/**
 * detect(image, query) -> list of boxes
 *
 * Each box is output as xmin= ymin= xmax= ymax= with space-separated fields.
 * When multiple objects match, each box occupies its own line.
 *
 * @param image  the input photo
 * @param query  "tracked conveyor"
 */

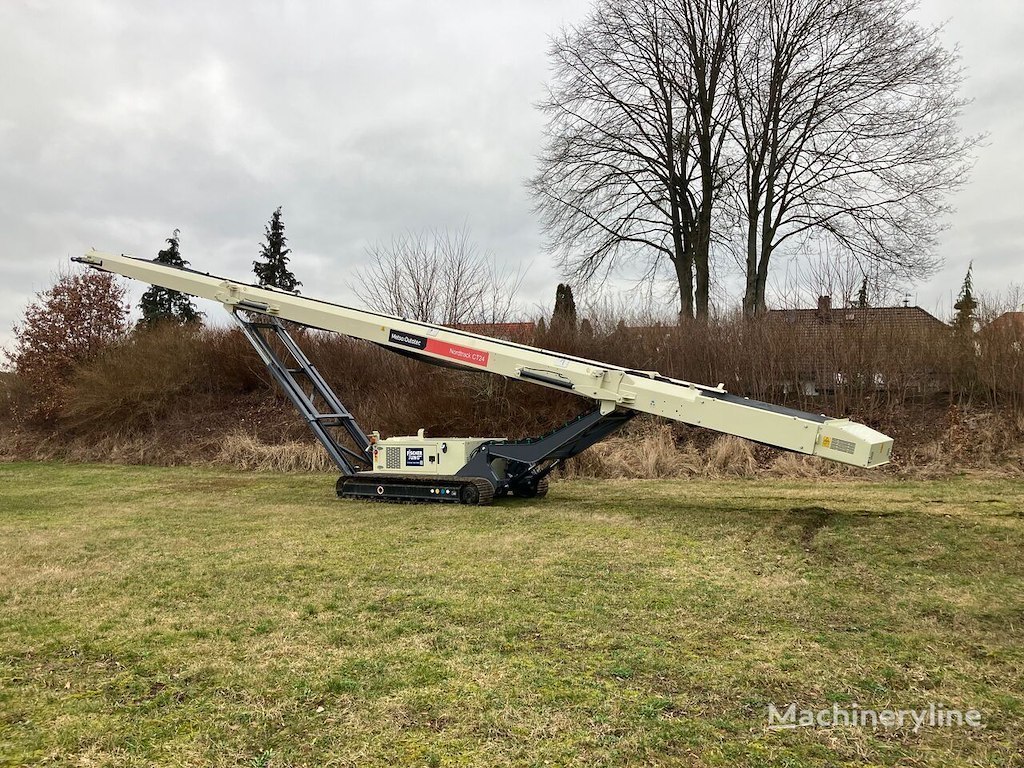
xmin=75 ymin=250 xmax=893 ymax=503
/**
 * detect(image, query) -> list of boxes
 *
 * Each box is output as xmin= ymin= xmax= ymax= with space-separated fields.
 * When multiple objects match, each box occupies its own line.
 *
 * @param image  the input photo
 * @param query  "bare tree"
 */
xmin=665 ymin=0 xmax=740 ymax=317
xmin=533 ymin=0 xmax=976 ymax=319
xmin=530 ymin=0 xmax=737 ymax=320
xmin=352 ymin=227 xmax=522 ymax=325
xmin=730 ymin=0 xmax=976 ymax=316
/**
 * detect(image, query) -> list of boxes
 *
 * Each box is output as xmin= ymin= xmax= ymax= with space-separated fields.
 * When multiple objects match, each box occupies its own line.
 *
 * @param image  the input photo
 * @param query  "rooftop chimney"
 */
xmin=817 ymin=295 xmax=832 ymax=312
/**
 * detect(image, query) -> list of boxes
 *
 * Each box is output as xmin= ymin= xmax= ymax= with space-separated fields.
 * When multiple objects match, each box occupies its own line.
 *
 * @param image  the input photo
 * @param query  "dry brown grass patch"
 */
xmin=216 ymin=431 xmax=334 ymax=473
xmin=560 ymin=424 xmax=702 ymax=480
xmin=703 ymin=435 xmax=758 ymax=477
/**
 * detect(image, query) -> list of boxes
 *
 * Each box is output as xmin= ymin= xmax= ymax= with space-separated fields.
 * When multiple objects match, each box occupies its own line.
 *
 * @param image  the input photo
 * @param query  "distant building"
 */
xmin=985 ymin=311 xmax=1024 ymax=336
xmin=981 ymin=311 xmax=1024 ymax=353
xmin=766 ymin=296 xmax=949 ymax=395
xmin=768 ymin=295 xmax=947 ymax=339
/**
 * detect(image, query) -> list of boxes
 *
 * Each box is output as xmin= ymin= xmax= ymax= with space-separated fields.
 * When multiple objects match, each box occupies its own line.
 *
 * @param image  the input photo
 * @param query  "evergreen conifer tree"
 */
xmin=550 ymin=283 xmax=577 ymax=334
xmin=856 ymin=276 xmax=869 ymax=309
xmin=138 ymin=230 xmax=201 ymax=326
xmin=253 ymin=206 xmax=301 ymax=292
xmin=953 ymin=262 xmax=977 ymax=334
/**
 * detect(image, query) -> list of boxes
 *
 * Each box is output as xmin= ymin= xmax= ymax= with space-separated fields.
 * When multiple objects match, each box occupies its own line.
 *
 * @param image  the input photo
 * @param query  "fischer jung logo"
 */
xmin=767 ymin=703 xmax=983 ymax=733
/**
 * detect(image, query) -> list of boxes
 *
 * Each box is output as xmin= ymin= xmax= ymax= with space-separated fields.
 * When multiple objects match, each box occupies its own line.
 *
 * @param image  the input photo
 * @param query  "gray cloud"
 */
xmin=1 ymin=0 xmax=1020 ymax=360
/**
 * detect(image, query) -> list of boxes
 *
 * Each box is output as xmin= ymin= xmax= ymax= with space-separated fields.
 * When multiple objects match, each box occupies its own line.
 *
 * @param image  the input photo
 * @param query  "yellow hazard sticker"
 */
xmin=821 ymin=436 xmax=832 ymax=448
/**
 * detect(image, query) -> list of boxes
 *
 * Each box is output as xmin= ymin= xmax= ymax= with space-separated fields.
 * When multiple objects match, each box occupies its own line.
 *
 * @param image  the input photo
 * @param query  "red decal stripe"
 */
xmin=425 ymin=338 xmax=490 ymax=367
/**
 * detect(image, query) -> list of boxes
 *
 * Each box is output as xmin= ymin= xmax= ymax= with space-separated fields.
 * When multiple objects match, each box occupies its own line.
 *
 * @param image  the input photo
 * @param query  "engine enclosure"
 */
xmin=370 ymin=429 xmax=506 ymax=476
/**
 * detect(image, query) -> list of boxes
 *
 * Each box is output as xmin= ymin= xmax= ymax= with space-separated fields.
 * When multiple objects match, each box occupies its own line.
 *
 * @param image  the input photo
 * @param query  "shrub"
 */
xmin=62 ymin=323 xmax=207 ymax=433
xmin=6 ymin=269 xmax=129 ymax=422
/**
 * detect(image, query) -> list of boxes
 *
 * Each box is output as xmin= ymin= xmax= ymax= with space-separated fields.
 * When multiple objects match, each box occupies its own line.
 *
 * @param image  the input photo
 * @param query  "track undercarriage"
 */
xmin=337 ymin=475 xmax=496 ymax=505
xmin=336 ymin=474 xmax=550 ymax=505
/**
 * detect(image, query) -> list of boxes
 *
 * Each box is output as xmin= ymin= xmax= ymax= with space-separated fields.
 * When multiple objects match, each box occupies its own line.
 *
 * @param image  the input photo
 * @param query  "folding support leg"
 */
xmin=231 ymin=310 xmax=370 ymax=474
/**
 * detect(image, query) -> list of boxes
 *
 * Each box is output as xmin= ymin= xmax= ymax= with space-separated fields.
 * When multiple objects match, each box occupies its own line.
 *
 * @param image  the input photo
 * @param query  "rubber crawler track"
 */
xmin=336 ymin=474 xmax=496 ymax=505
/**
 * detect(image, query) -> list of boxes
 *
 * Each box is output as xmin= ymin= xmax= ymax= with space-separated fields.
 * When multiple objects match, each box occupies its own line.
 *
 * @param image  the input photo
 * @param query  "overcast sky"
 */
xmin=1 ymin=0 xmax=1021 ymax=358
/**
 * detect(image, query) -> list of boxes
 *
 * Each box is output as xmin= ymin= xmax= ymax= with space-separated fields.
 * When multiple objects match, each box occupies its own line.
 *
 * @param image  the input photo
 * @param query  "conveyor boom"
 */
xmin=74 ymin=250 xmax=893 ymax=468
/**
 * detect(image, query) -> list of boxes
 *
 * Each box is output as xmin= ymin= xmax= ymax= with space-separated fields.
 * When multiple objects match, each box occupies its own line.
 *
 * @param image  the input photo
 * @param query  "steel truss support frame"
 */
xmin=232 ymin=310 xmax=371 ymax=475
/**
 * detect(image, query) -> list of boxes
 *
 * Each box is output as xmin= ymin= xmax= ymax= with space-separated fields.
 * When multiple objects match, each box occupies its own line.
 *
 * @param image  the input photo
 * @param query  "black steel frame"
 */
xmin=232 ymin=310 xmax=371 ymax=475
xmin=457 ymin=407 xmax=636 ymax=494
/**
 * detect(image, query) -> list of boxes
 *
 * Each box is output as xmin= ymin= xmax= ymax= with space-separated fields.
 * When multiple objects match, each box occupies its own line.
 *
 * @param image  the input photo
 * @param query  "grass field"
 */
xmin=1 ymin=463 xmax=1022 ymax=767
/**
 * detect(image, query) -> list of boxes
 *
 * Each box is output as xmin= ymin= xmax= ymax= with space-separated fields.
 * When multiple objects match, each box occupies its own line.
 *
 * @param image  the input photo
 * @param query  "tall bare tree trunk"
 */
xmin=673 ymin=246 xmax=694 ymax=320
